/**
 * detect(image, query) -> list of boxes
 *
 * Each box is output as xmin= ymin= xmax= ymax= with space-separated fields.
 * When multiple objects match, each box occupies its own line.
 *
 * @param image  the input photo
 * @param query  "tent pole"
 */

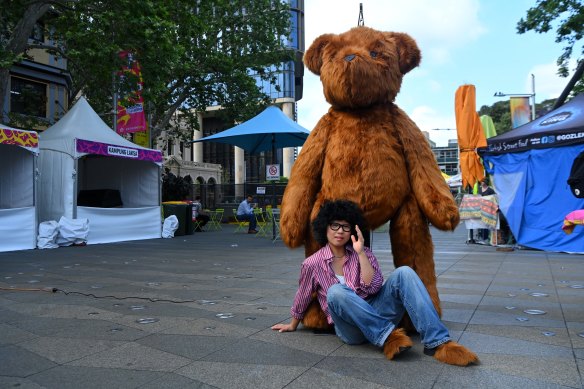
xmin=272 ymin=134 xmax=277 ymax=239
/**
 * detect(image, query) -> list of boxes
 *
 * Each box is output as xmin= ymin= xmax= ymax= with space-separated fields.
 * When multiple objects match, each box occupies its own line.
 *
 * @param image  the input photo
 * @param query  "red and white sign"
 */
xmin=266 ymin=164 xmax=280 ymax=181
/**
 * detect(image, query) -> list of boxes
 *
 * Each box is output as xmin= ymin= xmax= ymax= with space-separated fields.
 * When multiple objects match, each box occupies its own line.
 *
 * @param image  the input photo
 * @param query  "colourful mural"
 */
xmin=0 ymin=127 xmax=39 ymax=152
xmin=76 ymin=139 xmax=162 ymax=163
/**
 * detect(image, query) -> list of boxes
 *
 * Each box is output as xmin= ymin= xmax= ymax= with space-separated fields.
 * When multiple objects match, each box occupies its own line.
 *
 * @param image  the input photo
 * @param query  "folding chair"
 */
xmin=208 ymin=208 xmax=224 ymax=231
xmin=232 ymin=209 xmax=247 ymax=233
xmin=253 ymin=208 xmax=268 ymax=237
xmin=271 ymin=208 xmax=281 ymax=242
xmin=192 ymin=218 xmax=203 ymax=232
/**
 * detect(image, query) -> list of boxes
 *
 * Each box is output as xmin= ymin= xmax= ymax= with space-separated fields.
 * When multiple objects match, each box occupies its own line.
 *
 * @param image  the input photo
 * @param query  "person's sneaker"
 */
xmin=248 ymin=230 xmax=258 ymax=234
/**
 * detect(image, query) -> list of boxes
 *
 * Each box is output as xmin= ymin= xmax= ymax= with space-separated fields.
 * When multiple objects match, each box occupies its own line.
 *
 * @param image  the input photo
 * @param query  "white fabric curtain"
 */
xmin=77 ymin=206 xmax=161 ymax=244
xmin=0 ymin=144 xmax=34 ymax=208
xmin=0 ymin=206 xmax=36 ymax=252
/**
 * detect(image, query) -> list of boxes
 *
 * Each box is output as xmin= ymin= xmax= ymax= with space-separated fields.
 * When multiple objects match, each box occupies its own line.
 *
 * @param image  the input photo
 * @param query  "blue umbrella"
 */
xmin=192 ymin=105 xmax=310 ymax=239
xmin=191 ymin=106 xmax=310 ymax=158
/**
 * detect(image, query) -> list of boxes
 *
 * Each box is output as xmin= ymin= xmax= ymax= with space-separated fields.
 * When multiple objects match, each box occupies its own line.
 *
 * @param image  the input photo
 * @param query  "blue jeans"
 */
xmin=237 ymin=213 xmax=257 ymax=231
xmin=327 ymin=266 xmax=451 ymax=349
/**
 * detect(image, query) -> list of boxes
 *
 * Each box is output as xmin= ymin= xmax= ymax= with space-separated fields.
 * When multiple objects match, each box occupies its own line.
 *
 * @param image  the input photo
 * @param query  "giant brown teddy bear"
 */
xmin=280 ymin=26 xmax=478 ymax=366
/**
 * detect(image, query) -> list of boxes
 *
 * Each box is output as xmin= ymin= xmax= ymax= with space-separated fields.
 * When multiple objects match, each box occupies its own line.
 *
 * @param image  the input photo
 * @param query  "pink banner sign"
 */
xmin=116 ymin=51 xmax=147 ymax=134
xmin=76 ymin=139 xmax=162 ymax=163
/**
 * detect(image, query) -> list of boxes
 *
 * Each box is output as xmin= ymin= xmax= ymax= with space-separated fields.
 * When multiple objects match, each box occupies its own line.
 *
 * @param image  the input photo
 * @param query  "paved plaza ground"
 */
xmin=0 ymin=223 xmax=583 ymax=388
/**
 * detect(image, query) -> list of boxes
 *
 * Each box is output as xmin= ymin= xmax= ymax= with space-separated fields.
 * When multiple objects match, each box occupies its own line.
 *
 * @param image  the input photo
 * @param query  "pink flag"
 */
xmin=116 ymin=51 xmax=147 ymax=134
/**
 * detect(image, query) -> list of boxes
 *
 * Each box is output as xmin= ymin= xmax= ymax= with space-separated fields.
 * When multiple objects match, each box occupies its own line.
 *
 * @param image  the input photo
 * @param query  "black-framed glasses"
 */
xmin=329 ymin=222 xmax=351 ymax=232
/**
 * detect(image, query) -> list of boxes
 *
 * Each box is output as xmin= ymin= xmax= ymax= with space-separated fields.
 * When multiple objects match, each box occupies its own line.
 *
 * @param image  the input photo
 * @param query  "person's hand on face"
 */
xmin=351 ymin=225 xmax=364 ymax=254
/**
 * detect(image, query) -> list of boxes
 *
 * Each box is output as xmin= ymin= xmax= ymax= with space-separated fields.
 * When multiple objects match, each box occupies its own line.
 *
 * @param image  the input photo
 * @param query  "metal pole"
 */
xmin=112 ymin=72 xmax=118 ymax=133
xmin=530 ymin=74 xmax=536 ymax=121
xmin=271 ymin=134 xmax=277 ymax=240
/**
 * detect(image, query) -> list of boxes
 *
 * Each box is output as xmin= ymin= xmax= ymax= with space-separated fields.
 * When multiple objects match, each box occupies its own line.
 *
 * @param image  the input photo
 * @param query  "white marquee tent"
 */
xmin=39 ymin=97 xmax=162 ymax=244
xmin=0 ymin=124 xmax=39 ymax=252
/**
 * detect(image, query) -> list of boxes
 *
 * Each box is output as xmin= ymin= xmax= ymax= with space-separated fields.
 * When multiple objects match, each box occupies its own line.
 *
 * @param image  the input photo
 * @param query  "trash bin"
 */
xmin=162 ymin=203 xmax=188 ymax=236
xmin=184 ymin=203 xmax=194 ymax=235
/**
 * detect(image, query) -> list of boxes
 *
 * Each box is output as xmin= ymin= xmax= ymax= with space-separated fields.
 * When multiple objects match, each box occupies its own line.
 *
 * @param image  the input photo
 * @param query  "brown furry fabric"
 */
xmin=434 ymin=341 xmax=479 ymax=366
xmin=281 ymin=26 xmax=459 ymax=323
xmin=383 ymin=328 xmax=413 ymax=360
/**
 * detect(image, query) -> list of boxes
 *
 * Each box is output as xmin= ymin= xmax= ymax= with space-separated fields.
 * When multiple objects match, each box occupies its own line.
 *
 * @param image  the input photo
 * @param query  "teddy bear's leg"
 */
xmin=300 ymin=233 xmax=334 ymax=331
xmin=301 ymin=294 xmax=331 ymax=330
xmin=389 ymin=194 xmax=441 ymax=318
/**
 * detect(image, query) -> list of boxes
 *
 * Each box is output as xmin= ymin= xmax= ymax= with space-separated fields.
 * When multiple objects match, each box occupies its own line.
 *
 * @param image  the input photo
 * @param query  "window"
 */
xmin=10 ymin=77 xmax=47 ymax=118
xmin=30 ymin=21 xmax=45 ymax=42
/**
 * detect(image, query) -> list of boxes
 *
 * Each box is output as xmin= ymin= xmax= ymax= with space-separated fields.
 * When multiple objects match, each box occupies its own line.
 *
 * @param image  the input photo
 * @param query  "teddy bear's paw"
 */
xmin=383 ymin=328 xmax=413 ymax=360
xmin=433 ymin=341 xmax=479 ymax=366
xmin=430 ymin=206 xmax=460 ymax=231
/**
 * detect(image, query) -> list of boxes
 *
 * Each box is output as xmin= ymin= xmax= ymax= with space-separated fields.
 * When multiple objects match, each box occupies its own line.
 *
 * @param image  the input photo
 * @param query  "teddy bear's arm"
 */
xmin=280 ymin=118 xmax=330 ymax=248
xmin=396 ymin=113 xmax=460 ymax=231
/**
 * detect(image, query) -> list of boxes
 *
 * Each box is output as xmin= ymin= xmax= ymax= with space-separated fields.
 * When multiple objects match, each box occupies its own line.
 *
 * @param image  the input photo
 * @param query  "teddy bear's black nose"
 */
xmin=344 ymin=54 xmax=356 ymax=62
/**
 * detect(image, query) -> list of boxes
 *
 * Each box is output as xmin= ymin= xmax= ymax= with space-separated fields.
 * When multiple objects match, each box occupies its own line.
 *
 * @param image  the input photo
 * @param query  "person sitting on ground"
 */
xmin=271 ymin=199 xmax=478 ymax=366
xmin=237 ymin=195 xmax=258 ymax=234
xmin=191 ymin=196 xmax=210 ymax=232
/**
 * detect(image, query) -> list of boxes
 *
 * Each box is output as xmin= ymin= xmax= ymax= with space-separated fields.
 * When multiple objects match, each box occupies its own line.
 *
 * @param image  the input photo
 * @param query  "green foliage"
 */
xmin=161 ymin=169 xmax=192 ymax=202
xmin=517 ymin=0 xmax=584 ymax=94
xmin=50 ymin=0 xmax=293 ymax=141
xmin=1 ymin=0 xmax=293 ymax=140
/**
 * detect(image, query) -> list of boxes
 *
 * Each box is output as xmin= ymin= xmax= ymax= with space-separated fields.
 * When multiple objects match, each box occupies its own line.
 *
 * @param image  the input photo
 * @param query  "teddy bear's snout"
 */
xmin=344 ymin=54 xmax=356 ymax=62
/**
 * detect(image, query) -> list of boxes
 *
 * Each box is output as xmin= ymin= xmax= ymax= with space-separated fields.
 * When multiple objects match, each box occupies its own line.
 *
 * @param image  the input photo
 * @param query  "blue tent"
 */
xmin=192 ymin=106 xmax=310 ymax=156
xmin=480 ymin=94 xmax=584 ymax=253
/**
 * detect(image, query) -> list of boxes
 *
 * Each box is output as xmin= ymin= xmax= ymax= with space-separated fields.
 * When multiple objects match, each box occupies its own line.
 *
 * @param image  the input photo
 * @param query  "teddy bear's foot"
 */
xmin=383 ymin=328 xmax=413 ymax=360
xmin=432 ymin=341 xmax=479 ymax=366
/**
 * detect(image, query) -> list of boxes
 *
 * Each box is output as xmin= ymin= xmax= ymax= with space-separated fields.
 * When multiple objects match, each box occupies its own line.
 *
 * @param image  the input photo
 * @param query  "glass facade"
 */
xmin=193 ymin=1 xmax=305 ymax=183
xmin=252 ymin=1 xmax=304 ymax=101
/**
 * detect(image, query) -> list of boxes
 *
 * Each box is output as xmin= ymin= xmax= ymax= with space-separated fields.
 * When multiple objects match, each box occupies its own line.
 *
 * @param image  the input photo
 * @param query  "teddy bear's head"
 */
xmin=304 ymin=26 xmax=421 ymax=109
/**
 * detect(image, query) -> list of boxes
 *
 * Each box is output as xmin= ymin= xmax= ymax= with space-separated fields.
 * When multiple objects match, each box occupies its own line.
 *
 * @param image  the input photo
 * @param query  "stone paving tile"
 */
xmin=160 ymin=317 xmax=262 ymax=338
xmin=1 ymin=225 xmax=582 ymax=388
xmin=0 ymin=376 xmax=45 ymax=389
xmin=250 ymin=327 xmax=344 ymax=356
xmin=285 ymin=367 xmax=396 ymax=389
xmin=176 ymin=361 xmax=308 ymax=389
xmin=136 ymin=333 xmax=235 ymax=360
xmin=201 ymin=337 xmax=323 ymax=367
xmin=459 ymin=332 xmax=573 ymax=358
xmin=0 ymin=322 xmax=38 ymax=346
xmin=461 ymin=353 xmax=581 ymax=388
xmin=314 ymin=355 xmax=444 ymax=389
xmin=28 ymin=365 xmax=166 ymax=389
xmin=433 ymin=366 xmax=575 ymax=389
xmin=19 ymin=336 xmax=126 ymax=364
xmin=466 ymin=324 xmax=571 ymax=347
xmin=66 ymin=342 xmax=192 ymax=371
xmin=140 ymin=372 xmax=216 ymax=389
xmin=0 ymin=344 xmax=57 ymax=377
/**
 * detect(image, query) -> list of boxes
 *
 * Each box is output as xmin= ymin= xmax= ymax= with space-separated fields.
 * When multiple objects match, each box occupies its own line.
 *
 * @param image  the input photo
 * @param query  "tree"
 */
xmin=1 ymin=0 xmax=293 ymax=140
xmin=51 ymin=0 xmax=293 ymax=141
xmin=517 ymin=0 xmax=584 ymax=95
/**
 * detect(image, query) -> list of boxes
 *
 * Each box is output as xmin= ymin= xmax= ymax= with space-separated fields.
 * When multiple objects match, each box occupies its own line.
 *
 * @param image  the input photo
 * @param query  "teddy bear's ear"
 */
xmin=304 ymin=33 xmax=335 ymax=75
xmin=385 ymin=32 xmax=421 ymax=75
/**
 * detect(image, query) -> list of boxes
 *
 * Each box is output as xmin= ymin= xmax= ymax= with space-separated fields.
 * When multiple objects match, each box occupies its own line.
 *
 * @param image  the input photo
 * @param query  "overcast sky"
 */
xmin=296 ymin=0 xmax=579 ymax=146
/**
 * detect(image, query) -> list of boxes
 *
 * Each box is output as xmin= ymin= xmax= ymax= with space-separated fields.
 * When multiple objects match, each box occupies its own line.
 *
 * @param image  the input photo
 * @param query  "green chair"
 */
xmin=232 ymin=209 xmax=247 ymax=233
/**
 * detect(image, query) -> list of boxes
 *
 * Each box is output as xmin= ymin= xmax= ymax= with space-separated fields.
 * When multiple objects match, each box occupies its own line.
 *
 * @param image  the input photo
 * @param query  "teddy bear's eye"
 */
xmin=370 ymin=51 xmax=378 ymax=58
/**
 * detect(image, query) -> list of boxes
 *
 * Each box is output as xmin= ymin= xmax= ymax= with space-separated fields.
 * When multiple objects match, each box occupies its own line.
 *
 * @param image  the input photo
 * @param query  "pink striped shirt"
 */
xmin=291 ymin=244 xmax=384 ymax=325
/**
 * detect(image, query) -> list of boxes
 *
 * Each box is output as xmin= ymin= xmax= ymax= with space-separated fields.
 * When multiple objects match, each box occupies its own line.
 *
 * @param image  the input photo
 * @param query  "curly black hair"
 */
xmin=311 ymin=200 xmax=368 ymax=246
